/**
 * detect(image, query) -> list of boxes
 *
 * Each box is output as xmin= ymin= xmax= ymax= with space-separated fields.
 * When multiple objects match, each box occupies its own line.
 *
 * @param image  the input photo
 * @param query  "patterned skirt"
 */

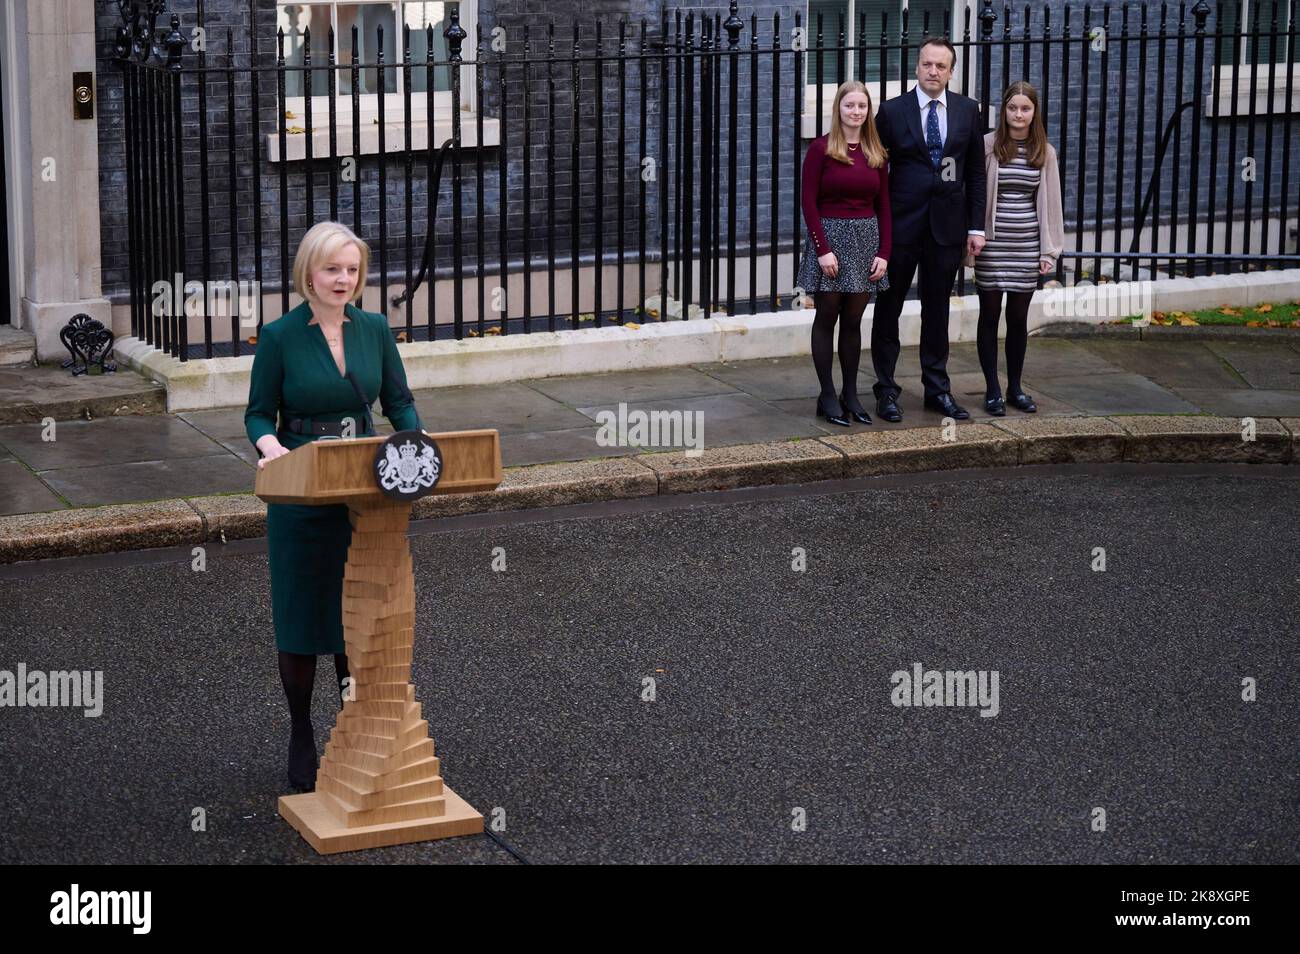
xmin=795 ymin=215 xmax=891 ymax=296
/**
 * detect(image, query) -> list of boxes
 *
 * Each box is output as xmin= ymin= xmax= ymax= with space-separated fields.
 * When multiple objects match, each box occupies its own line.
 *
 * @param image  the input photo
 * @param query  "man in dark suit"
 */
xmin=870 ymin=37 xmax=986 ymax=421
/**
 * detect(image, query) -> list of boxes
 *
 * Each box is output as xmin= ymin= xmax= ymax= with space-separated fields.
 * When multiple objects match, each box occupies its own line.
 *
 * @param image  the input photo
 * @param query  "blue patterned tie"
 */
xmin=926 ymin=99 xmax=942 ymax=169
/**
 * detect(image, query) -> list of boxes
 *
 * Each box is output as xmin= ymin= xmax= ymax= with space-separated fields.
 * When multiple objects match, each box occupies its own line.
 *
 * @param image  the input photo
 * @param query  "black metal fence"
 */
xmin=114 ymin=1 xmax=1300 ymax=361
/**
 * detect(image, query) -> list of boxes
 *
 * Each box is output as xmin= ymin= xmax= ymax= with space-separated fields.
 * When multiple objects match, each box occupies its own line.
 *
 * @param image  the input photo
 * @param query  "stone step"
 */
xmin=0 ymin=326 xmax=36 ymax=367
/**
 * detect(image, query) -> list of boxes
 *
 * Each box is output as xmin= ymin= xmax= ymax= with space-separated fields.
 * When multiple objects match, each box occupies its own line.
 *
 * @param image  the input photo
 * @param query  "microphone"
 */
xmin=344 ymin=371 xmax=375 ymax=437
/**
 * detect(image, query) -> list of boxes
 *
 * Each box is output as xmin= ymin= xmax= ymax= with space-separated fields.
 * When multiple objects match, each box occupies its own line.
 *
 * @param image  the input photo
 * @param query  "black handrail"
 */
xmin=390 ymin=138 xmax=454 ymax=311
xmin=1126 ymin=101 xmax=1196 ymax=273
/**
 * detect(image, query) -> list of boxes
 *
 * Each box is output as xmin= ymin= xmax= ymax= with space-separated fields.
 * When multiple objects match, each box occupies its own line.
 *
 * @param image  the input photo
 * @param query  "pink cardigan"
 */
xmin=964 ymin=131 xmax=1065 ymax=269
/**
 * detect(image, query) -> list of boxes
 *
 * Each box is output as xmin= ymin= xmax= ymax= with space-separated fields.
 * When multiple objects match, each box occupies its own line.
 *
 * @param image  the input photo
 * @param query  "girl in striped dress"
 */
xmin=971 ymin=82 xmax=1064 ymax=415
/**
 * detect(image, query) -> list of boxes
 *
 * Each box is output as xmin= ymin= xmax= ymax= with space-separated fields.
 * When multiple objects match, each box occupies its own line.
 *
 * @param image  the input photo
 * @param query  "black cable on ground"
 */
xmin=483 ymin=828 xmax=532 ymax=864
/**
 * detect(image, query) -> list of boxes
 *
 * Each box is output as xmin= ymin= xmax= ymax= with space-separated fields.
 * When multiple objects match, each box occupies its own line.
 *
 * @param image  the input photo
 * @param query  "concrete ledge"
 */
xmin=0 ymin=500 xmax=203 ymax=563
xmin=1112 ymin=414 xmax=1292 ymax=463
xmin=987 ymin=416 xmax=1128 ymax=464
xmin=819 ymin=422 xmax=1020 ymax=477
xmin=633 ymin=439 xmax=846 ymax=494
xmin=1153 ymin=273 xmax=1255 ymax=313
xmin=188 ymin=493 xmax=269 ymax=541
xmin=410 ymin=456 xmax=658 ymax=520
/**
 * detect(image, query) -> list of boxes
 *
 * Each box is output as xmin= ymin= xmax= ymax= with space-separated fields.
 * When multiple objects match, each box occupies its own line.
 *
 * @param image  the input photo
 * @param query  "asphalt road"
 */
xmin=2 ymin=462 xmax=1298 ymax=864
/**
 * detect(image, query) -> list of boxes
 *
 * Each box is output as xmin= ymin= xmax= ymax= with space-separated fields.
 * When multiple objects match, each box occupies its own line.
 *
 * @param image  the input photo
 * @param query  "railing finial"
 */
xmin=724 ymin=1 xmax=744 ymax=48
xmin=446 ymin=2 xmax=467 ymax=62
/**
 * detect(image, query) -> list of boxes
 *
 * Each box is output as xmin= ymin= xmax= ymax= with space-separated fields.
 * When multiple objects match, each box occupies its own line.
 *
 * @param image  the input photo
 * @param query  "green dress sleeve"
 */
xmin=377 ymin=315 xmax=423 ymax=432
xmin=244 ymin=323 xmax=283 ymax=450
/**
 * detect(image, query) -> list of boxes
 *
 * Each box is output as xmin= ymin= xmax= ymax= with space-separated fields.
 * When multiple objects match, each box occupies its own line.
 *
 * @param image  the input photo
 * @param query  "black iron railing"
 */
xmin=113 ymin=1 xmax=1300 ymax=361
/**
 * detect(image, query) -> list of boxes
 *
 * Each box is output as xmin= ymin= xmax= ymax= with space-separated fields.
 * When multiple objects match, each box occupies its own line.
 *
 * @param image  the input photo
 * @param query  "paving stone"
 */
xmin=0 ymin=460 xmax=67 ymax=516
xmin=40 ymin=456 xmax=255 ymax=507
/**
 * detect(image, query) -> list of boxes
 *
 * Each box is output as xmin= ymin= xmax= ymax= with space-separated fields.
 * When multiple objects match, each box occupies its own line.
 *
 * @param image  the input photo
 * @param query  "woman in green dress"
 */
xmin=244 ymin=221 xmax=423 ymax=793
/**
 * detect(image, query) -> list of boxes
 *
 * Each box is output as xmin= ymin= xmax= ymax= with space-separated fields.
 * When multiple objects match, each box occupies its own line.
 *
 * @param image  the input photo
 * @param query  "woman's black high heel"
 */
xmin=839 ymin=392 xmax=872 ymax=424
xmin=287 ymin=722 xmax=318 ymax=793
xmin=1007 ymin=390 xmax=1037 ymax=413
xmin=816 ymin=393 xmax=851 ymax=427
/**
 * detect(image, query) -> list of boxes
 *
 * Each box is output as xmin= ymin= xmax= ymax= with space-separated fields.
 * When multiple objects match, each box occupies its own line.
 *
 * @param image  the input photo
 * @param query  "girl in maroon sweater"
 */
xmin=796 ymin=81 xmax=892 ymax=426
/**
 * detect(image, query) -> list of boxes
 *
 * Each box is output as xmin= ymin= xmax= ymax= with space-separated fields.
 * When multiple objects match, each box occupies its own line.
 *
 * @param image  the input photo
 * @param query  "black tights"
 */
xmin=977 ymin=289 xmax=1033 ymax=398
xmin=277 ymin=651 xmax=350 ymax=732
xmin=811 ymin=291 xmax=874 ymax=401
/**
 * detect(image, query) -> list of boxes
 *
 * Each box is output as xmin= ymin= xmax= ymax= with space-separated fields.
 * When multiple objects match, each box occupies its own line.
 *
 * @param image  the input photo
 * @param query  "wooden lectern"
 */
xmin=254 ymin=428 xmax=501 ymax=854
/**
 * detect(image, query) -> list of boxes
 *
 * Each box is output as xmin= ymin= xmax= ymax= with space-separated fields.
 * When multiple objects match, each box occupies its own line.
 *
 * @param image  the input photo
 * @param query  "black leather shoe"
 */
xmin=924 ymin=392 xmax=970 ymax=420
xmin=984 ymin=395 xmax=1006 ymax=416
xmin=875 ymin=394 xmax=902 ymax=422
xmin=287 ymin=722 xmax=318 ymax=793
xmin=839 ymin=392 xmax=872 ymax=425
xmin=815 ymin=394 xmax=850 ymax=427
xmin=1007 ymin=390 xmax=1037 ymax=413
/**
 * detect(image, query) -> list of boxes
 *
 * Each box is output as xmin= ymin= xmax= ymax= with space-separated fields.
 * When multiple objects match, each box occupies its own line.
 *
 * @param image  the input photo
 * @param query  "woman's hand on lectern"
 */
xmin=256 ymin=436 xmax=291 ymax=469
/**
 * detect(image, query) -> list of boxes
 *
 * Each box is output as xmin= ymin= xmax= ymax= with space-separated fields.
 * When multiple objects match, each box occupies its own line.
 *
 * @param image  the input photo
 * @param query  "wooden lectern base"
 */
xmin=278 ymin=785 xmax=482 ymax=854
xmin=277 ymin=501 xmax=484 ymax=854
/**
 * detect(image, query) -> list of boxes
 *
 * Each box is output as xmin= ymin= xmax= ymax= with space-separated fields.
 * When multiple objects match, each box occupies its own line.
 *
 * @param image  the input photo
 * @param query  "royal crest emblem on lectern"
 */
xmin=373 ymin=430 xmax=443 ymax=501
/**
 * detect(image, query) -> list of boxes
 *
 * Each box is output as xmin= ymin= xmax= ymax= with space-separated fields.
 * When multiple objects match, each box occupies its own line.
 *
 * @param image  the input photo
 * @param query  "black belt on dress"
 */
xmin=283 ymin=415 xmax=366 ymax=437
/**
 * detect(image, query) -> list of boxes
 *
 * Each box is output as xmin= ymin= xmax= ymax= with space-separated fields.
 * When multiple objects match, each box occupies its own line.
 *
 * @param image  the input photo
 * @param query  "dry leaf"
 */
xmin=625 ymin=322 xmax=641 ymax=330
xmin=1152 ymin=311 xmax=1166 ymax=321
xmin=1246 ymin=320 xmax=1263 ymax=327
xmin=485 ymin=326 xmax=502 ymax=335
xmin=1176 ymin=314 xmax=1198 ymax=326
xmin=1266 ymin=319 xmax=1281 ymax=327
xmin=1257 ymin=303 xmax=1273 ymax=313
xmin=287 ymin=125 xmax=305 ymax=135
xmin=467 ymin=329 xmax=481 ymax=337
xmin=646 ymin=308 xmax=659 ymax=319
xmin=1219 ymin=306 xmax=1242 ymax=316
